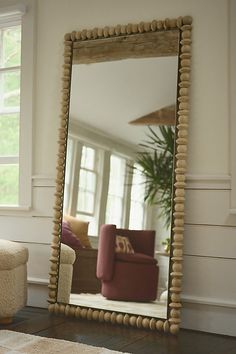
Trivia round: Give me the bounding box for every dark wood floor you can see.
[0,307,236,354]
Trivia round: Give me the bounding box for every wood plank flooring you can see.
[0,307,236,354]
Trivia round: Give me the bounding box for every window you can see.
[77,146,96,215]
[64,137,101,235]
[0,20,21,205]
[105,155,126,227]
[0,3,34,209]
[64,131,151,236]
[129,164,146,229]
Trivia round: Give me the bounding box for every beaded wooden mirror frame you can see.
[48,15,192,335]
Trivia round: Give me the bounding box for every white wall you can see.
[1,0,236,336]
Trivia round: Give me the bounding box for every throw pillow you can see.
[115,235,135,254]
[61,221,84,250]
[64,215,92,249]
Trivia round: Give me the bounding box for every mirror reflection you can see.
[58,54,178,319]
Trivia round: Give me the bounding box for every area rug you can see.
[0,330,129,354]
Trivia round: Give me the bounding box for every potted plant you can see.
[132,125,175,229]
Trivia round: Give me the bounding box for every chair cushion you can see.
[64,215,92,249]
[0,239,28,270]
[115,235,134,254]
[115,252,157,265]
[61,221,84,250]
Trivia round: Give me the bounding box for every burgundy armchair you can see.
[96,224,159,302]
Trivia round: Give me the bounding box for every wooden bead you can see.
[68,305,76,317]
[142,318,150,329]
[131,24,138,33]
[149,318,156,330]
[176,17,183,28]
[92,28,98,39]
[175,203,184,212]
[163,320,170,333]
[115,25,121,35]
[80,308,87,318]
[173,263,182,272]
[51,249,59,258]
[99,310,105,322]
[123,314,130,325]
[136,316,143,328]
[178,130,188,139]
[170,309,181,318]
[75,307,81,318]
[169,318,181,324]
[108,26,115,36]
[104,312,111,322]
[138,22,144,32]
[173,225,184,235]
[182,16,192,25]
[156,320,164,331]
[64,304,70,316]
[176,174,185,182]
[129,316,137,326]
[116,314,124,325]
[110,312,117,324]
[87,308,93,320]
[179,102,189,110]
[92,310,99,321]
[50,276,57,285]
[174,196,185,203]
[150,20,157,31]
[176,160,187,168]
[181,59,191,67]
[157,21,164,30]
[126,24,132,34]
[50,263,58,272]
[171,293,181,302]
[169,302,182,309]
[120,25,127,34]
[175,189,185,198]
[170,324,180,335]
[48,290,56,299]
[97,28,103,37]
[64,33,71,41]
[103,26,109,38]
[173,249,183,258]
[179,87,189,96]
[48,304,55,313]
[144,22,151,32]
[172,278,182,287]
[173,234,184,242]
[174,219,184,227]
[54,303,60,315]
[177,145,187,153]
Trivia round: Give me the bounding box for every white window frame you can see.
[66,123,152,234]
[0,1,35,210]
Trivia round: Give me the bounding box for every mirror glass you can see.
[57,34,179,320]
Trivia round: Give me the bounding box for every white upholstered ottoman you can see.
[57,243,76,304]
[0,239,28,324]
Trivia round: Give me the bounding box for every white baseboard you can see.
[27,280,48,308]
[181,301,236,337]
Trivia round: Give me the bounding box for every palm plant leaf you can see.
[131,125,175,229]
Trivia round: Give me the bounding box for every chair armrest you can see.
[96,224,116,281]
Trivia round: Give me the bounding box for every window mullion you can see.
[70,141,83,216]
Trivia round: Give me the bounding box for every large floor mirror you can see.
[49,16,192,335]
